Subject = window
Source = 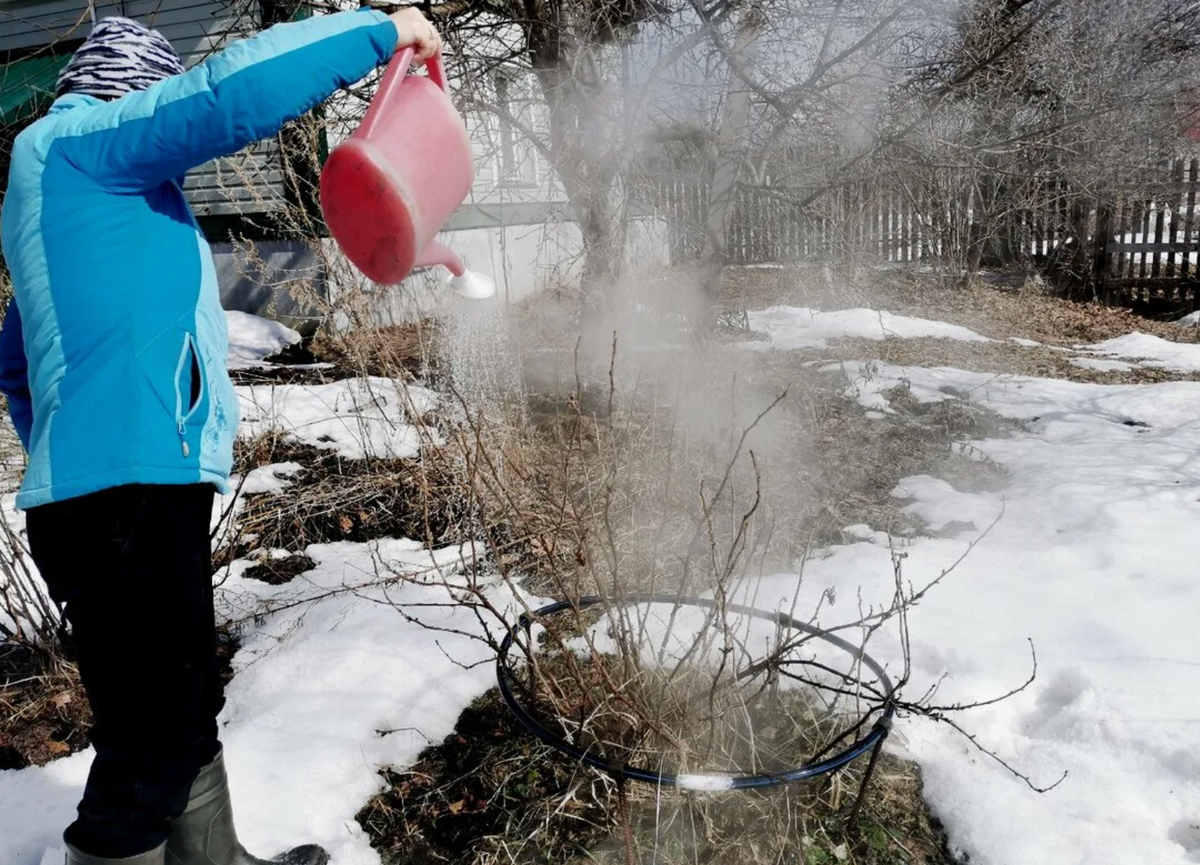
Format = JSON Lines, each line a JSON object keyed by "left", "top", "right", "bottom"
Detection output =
{"left": 494, "top": 69, "right": 538, "bottom": 188}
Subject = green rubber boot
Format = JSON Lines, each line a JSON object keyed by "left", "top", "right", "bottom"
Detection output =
{"left": 165, "top": 750, "right": 328, "bottom": 865}
{"left": 66, "top": 843, "right": 166, "bottom": 865}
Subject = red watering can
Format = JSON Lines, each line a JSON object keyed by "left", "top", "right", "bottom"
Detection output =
{"left": 320, "top": 47, "right": 495, "bottom": 299}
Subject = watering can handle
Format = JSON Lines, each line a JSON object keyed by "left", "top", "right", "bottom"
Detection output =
{"left": 358, "top": 47, "right": 449, "bottom": 139}
{"left": 426, "top": 51, "right": 448, "bottom": 93}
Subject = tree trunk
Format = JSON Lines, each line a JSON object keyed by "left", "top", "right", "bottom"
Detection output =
{"left": 525, "top": 28, "right": 629, "bottom": 315}
{"left": 701, "top": 4, "right": 765, "bottom": 306}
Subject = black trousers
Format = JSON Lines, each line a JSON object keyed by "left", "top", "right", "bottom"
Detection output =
{"left": 26, "top": 483, "right": 224, "bottom": 858}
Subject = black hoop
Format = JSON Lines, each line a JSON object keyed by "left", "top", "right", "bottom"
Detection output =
{"left": 496, "top": 594, "right": 896, "bottom": 790}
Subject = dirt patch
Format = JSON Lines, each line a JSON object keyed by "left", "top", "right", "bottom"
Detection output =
{"left": 228, "top": 364, "right": 355, "bottom": 387}
{"left": 0, "top": 628, "right": 239, "bottom": 771}
{"left": 735, "top": 353, "right": 1014, "bottom": 550}
{"left": 227, "top": 320, "right": 442, "bottom": 388}
{"left": 242, "top": 554, "right": 317, "bottom": 586}
{"left": 357, "top": 687, "right": 609, "bottom": 865}
{"left": 461, "top": 318, "right": 1016, "bottom": 600}
{"left": 892, "top": 275, "right": 1200, "bottom": 346}
{"left": 0, "top": 644, "right": 88, "bottom": 770}
{"left": 358, "top": 685, "right": 960, "bottom": 865}
{"left": 225, "top": 435, "right": 473, "bottom": 557}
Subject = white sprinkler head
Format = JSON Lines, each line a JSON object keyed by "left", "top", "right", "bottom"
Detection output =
{"left": 448, "top": 270, "right": 496, "bottom": 300}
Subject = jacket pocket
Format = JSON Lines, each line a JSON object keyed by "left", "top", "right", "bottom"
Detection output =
{"left": 173, "top": 332, "right": 205, "bottom": 457}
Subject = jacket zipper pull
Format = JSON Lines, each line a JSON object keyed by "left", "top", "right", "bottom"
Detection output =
{"left": 179, "top": 420, "right": 190, "bottom": 458}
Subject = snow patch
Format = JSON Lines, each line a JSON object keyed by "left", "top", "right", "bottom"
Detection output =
{"left": 815, "top": 359, "right": 1200, "bottom": 865}
{"left": 226, "top": 311, "right": 302, "bottom": 368}
{"left": 1069, "top": 357, "right": 1137, "bottom": 373}
{"left": 891, "top": 474, "right": 1003, "bottom": 533}
{"left": 746, "top": 306, "right": 991, "bottom": 351}
{"left": 239, "top": 462, "right": 304, "bottom": 496}
{"left": 236, "top": 377, "right": 439, "bottom": 459}
{"left": 1078, "top": 332, "right": 1200, "bottom": 374}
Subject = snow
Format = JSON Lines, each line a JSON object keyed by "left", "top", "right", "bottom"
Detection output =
{"left": 570, "top": 361, "right": 1200, "bottom": 865}
{"left": 210, "top": 542, "right": 537, "bottom": 864}
{"left": 1177, "top": 311, "right": 1200, "bottom": 327}
{"left": 1068, "top": 357, "right": 1137, "bottom": 372}
{"left": 747, "top": 306, "right": 991, "bottom": 350}
{"left": 237, "top": 462, "right": 305, "bottom": 496}
{"left": 891, "top": 474, "right": 1004, "bottom": 533}
{"left": 1078, "top": 332, "right": 1200, "bottom": 373}
{"left": 226, "top": 311, "right": 302, "bottom": 368}
{"left": 236, "top": 377, "right": 439, "bottom": 459}
{"left": 824, "top": 361, "right": 1200, "bottom": 865}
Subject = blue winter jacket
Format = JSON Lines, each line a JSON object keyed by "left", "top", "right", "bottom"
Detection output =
{"left": 0, "top": 9, "right": 397, "bottom": 509}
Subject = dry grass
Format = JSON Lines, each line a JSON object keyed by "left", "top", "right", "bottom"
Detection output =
{"left": 346, "top": 279, "right": 1010, "bottom": 865}
{"left": 709, "top": 265, "right": 1200, "bottom": 386}
{"left": 310, "top": 321, "right": 442, "bottom": 381}
{"left": 719, "top": 263, "right": 1200, "bottom": 346}
{"left": 790, "top": 334, "right": 1200, "bottom": 384}
{"left": 221, "top": 433, "right": 477, "bottom": 560}
{"left": 873, "top": 273, "right": 1200, "bottom": 346}
{"left": 0, "top": 644, "right": 88, "bottom": 769}
{"left": 358, "top": 663, "right": 957, "bottom": 865}
{"left": 0, "top": 632, "right": 239, "bottom": 770}
{"left": 459, "top": 313, "right": 1013, "bottom": 593}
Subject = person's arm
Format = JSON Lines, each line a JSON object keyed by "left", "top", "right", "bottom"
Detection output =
{"left": 56, "top": 8, "right": 434, "bottom": 192}
{"left": 0, "top": 301, "right": 34, "bottom": 452}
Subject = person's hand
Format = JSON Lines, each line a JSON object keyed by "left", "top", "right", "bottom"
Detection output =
{"left": 389, "top": 7, "right": 441, "bottom": 64}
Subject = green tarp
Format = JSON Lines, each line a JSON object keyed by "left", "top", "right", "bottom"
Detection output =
{"left": 0, "top": 54, "right": 70, "bottom": 127}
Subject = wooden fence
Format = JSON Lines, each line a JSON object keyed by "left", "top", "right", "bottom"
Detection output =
{"left": 654, "top": 178, "right": 944, "bottom": 266}
{"left": 1094, "top": 157, "right": 1200, "bottom": 308}
{"left": 655, "top": 159, "right": 1200, "bottom": 310}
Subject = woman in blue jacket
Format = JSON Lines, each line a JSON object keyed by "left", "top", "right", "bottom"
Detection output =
{"left": 0, "top": 8, "right": 440, "bottom": 865}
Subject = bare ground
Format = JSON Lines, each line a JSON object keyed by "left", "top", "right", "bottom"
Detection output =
{"left": 717, "top": 264, "right": 1200, "bottom": 384}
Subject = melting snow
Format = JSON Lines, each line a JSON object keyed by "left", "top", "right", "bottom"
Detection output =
{"left": 1077, "top": 332, "right": 1200, "bottom": 374}
{"left": 236, "top": 377, "right": 439, "bottom": 460}
{"left": 747, "top": 306, "right": 991, "bottom": 350}
{"left": 226, "top": 311, "right": 302, "bottom": 368}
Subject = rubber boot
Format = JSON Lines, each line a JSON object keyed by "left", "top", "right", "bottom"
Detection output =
{"left": 165, "top": 750, "right": 328, "bottom": 865}
{"left": 66, "top": 843, "right": 166, "bottom": 865}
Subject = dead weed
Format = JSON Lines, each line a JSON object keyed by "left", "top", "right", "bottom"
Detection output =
{"left": 357, "top": 679, "right": 959, "bottom": 865}
{"left": 224, "top": 434, "right": 473, "bottom": 557}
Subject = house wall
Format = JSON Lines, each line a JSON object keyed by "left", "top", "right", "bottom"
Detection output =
{"left": 0, "top": 0, "right": 282, "bottom": 216}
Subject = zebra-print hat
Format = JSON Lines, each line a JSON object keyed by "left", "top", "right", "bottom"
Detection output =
{"left": 55, "top": 17, "right": 184, "bottom": 100}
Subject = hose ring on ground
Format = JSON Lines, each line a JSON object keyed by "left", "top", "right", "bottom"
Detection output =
{"left": 496, "top": 594, "right": 896, "bottom": 790}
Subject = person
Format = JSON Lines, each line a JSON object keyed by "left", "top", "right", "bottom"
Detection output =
{"left": 0, "top": 7, "right": 441, "bottom": 865}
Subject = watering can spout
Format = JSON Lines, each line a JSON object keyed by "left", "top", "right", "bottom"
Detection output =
{"left": 414, "top": 239, "right": 465, "bottom": 277}
{"left": 415, "top": 239, "right": 497, "bottom": 300}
